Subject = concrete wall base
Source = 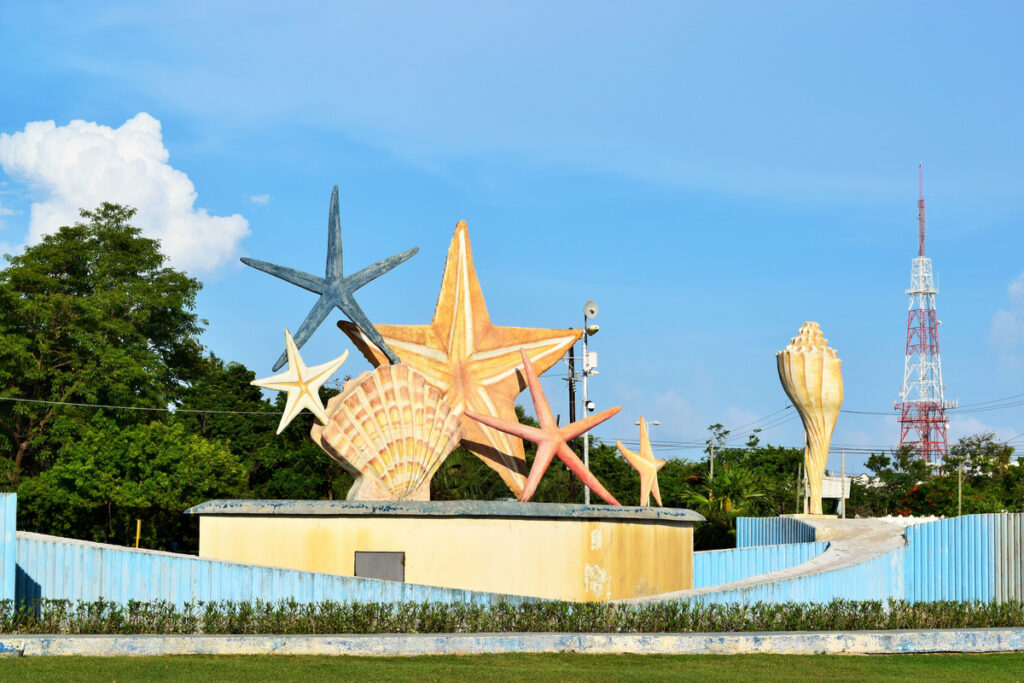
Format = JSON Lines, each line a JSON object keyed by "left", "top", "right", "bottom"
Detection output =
{"left": 1, "top": 629, "right": 1022, "bottom": 657}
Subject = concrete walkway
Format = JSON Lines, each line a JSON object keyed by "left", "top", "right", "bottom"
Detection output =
{"left": 622, "top": 516, "right": 933, "bottom": 604}
{"left": 1, "top": 628, "right": 1022, "bottom": 656}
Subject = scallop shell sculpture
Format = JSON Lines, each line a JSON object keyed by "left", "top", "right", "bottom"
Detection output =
{"left": 310, "top": 364, "right": 461, "bottom": 501}
{"left": 776, "top": 322, "right": 843, "bottom": 515}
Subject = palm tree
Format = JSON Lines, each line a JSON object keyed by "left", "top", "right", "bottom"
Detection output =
{"left": 685, "top": 467, "right": 767, "bottom": 548}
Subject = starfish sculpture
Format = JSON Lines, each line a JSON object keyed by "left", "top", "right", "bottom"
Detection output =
{"left": 465, "top": 349, "right": 621, "bottom": 505}
{"left": 616, "top": 417, "right": 666, "bottom": 506}
{"left": 251, "top": 329, "right": 349, "bottom": 434}
{"left": 338, "top": 221, "right": 581, "bottom": 496}
{"left": 242, "top": 185, "right": 418, "bottom": 370}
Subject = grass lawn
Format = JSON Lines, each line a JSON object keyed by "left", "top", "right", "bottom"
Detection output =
{"left": 2, "top": 653, "right": 1024, "bottom": 682}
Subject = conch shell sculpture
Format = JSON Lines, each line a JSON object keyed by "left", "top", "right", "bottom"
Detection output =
{"left": 776, "top": 322, "right": 843, "bottom": 515}
{"left": 311, "top": 364, "right": 461, "bottom": 501}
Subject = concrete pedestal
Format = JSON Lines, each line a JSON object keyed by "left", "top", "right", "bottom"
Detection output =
{"left": 186, "top": 500, "right": 703, "bottom": 602}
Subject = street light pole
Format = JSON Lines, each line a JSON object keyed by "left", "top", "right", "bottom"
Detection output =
{"left": 582, "top": 321, "right": 591, "bottom": 505}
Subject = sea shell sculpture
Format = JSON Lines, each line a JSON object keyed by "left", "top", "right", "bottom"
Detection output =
{"left": 776, "top": 322, "right": 843, "bottom": 515}
{"left": 310, "top": 364, "right": 461, "bottom": 501}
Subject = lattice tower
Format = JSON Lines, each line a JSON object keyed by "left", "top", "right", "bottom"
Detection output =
{"left": 894, "top": 165, "right": 956, "bottom": 464}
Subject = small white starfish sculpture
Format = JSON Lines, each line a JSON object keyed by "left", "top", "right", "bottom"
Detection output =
{"left": 251, "top": 329, "right": 349, "bottom": 434}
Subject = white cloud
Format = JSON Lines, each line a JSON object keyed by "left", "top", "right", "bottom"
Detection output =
{"left": 249, "top": 193, "right": 270, "bottom": 205}
{"left": 0, "top": 113, "right": 248, "bottom": 273}
{"left": 991, "top": 273, "right": 1024, "bottom": 351}
{"left": 1010, "top": 274, "right": 1024, "bottom": 303}
{"left": 948, "top": 415, "right": 1018, "bottom": 444}
{"left": 990, "top": 273, "right": 1024, "bottom": 375}
{"left": 992, "top": 310, "right": 1024, "bottom": 348}
{"left": 0, "top": 200, "right": 11, "bottom": 233}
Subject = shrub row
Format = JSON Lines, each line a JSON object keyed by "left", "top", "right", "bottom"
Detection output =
{"left": 1, "top": 598, "right": 1022, "bottom": 635}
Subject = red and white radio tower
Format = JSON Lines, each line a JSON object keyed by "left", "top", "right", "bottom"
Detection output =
{"left": 894, "top": 165, "right": 956, "bottom": 464}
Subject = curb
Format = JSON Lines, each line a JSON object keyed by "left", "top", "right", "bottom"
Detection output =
{"left": 1, "top": 629, "right": 1023, "bottom": 656}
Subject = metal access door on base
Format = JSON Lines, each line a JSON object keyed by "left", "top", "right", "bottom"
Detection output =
{"left": 354, "top": 551, "right": 405, "bottom": 582}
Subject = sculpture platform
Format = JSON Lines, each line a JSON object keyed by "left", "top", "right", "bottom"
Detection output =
{"left": 186, "top": 500, "right": 703, "bottom": 602}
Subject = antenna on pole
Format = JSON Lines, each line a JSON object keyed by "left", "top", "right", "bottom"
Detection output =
{"left": 918, "top": 163, "right": 926, "bottom": 257}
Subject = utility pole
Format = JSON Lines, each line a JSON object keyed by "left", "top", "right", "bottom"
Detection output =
{"left": 709, "top": 439, "right": 715, "bottom": 480}
{"left": 566, "top": 338, "right": 579, "bottom": 502}
{"left": 567, "top": 342, "right": 577, "bottom": 425}
{"left": 958, "top": 459, "right": 963, "bottom": 516}
{"left": 840, "top": 450, "right": 846, "bottom": 519}
{"left": 803, "top": 467, "right": 810, "bottom": 514}
{"left": 796, "top": 463, "right": 803, "bottom": 513}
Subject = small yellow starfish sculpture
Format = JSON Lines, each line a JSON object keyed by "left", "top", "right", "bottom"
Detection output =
{"left": 251, "top": 329, "right": 349, "bottom": 434}
{"left": 616, "top": 417, "right": 667, "bottom": 506}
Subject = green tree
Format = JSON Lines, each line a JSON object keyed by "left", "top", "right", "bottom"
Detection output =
{"left": 714, "top": 442, "right": 802, "bottom": 516}
{"left": 860, "top": 446, "right": 932, "bottom": 516}
{"left": 17, "top": 420, "right": 248, "bottom": 551}
{"left": 0, "top": 204, "right": 204, "bottom": 481}
{"left": 587, "top": 439, "right": 643, "bottom": 505}
{"left": 655, "top": 458, "right": 705, "bottom": 509}
{"left": 173, "top": 354, "right": 352, "bottom": 500}
{"left": 704, "top": 422, "right": 729, "bottom": 475}
{"left": 431, "top": 445, "right": 512, "bottom": 501}
{"left": 685, "top": 466, "right": 767, "bottom": 549}
{"left": 900, "top": 476, "right": 1005, "bottom": 517}
{"left": 432, "top": 406, "right": 540, "bottom": 502}
{"left": 850, "top": 435, "right": 1020, "bottom": 518}
{"left": 246, "top": 390, "right": 353, "bottom": 500}
{"left": 174, "top": 353, "right": 276, "bottom": 457}
{"left": 946, "top": 432, "right": 1015, "bottom": 484}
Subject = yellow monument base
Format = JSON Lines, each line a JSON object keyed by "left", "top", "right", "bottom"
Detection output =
{"left": 186, "top": 500, "right": 702, "bottom": 602}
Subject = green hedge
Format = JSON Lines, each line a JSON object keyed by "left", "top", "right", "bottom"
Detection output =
{"left": 1, "top": 599, "right": 1022, "bottom": 635}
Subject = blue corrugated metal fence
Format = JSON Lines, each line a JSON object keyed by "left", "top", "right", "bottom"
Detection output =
{"left": 736, "top": 516, "right": 816, "bottom": 547}
{"left": 0, "top": 494, "right": 14, "bottom": 602}
{"left": 694, "top": 512, "right": 1024, "bottom": 605}
{"left": 2, "top": 490, "right": 1021, "bottom": 607}
{"left": 693, "top": 542, "right": 828, "bottom": 589}
{"left": 15, "top": 531, "right": 532, "bottom": 607}
{"left": 904, "top": 513, "right": 1024, "bottom": 603}
{"left": 689, "top": 545, "right": 906, "bottom": 605}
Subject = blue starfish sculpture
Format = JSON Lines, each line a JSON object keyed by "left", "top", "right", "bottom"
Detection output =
{"left": 241, "top": 185, "right": 418, "bottom": 370}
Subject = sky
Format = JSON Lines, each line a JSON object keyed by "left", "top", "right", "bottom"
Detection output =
{"left": 1, "top": 1, "right": 1022, "bottom": 474}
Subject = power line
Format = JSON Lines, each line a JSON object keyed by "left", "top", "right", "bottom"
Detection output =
{"left": 842, "top": 392, "right": 1024, "bottom": 417}
{"left": 0, "top": 395, "right": 278, "bottom": 417}
{"left": 956, "top": 392, "right": 1024, "bottom": 410}
{"left": 609, "top": 405, "right": 802, "bottom": 452}
{"left": 727, "top": 413, "right": 800, "bottom": 442}
{"left": 725, "top": 404, "right": 793, "bottom": 432}
{"left": 4, "top": 392, "right": 1019, "bottom": 451}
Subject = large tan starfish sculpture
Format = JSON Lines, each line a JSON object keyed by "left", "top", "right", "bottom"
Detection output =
{"left": 251, "top": 329, "right": 349, "bottom": 434}
{"left": 616, "top": 417, "right": 666, "bottom": 506}
{"left": 339, "top": 222, "right": 582, "bottom": 496}
{"left": 466, "top": 349, "right": 621, "bottom": 505}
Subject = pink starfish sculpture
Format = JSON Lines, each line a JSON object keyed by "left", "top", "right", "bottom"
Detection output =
{"left": 465, "top": 348, "right": 622, "bottom": 505}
